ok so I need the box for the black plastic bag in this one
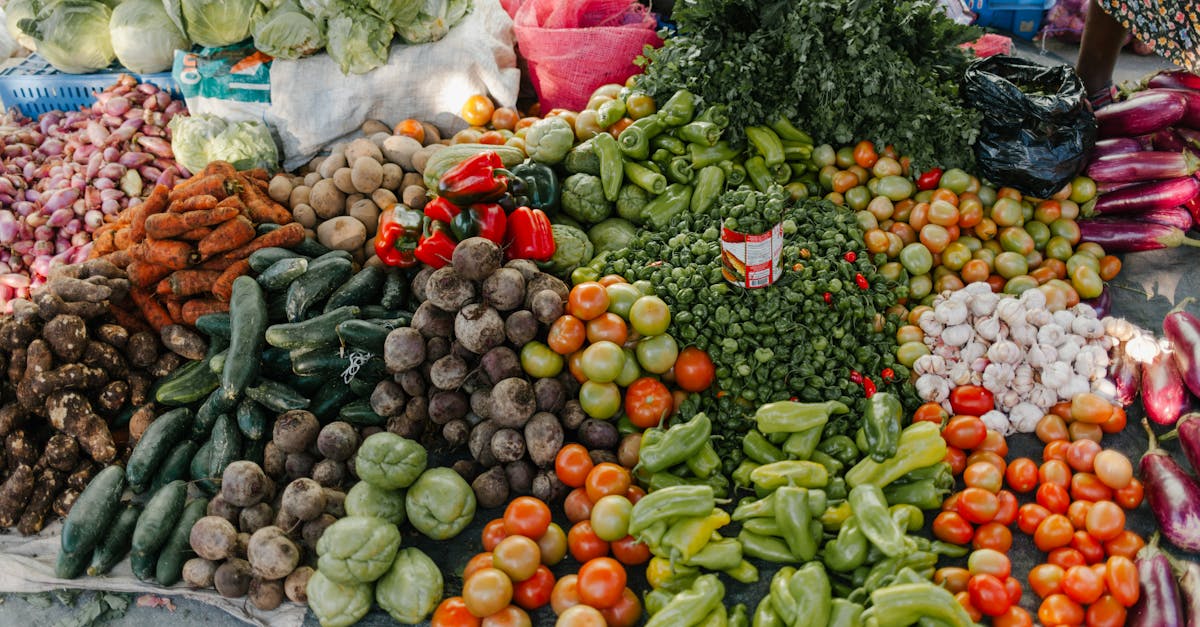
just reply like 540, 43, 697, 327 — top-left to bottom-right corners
963, 55, 1096, 198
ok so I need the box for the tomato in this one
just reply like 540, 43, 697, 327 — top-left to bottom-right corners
973, 522, 1013, 552
537, 523, 567, 566
975, 430, 1009, 457
1004, 576, 1023, 606
521, 341, 564, 378
635, 334, 679, 375
576, 557, 626, 609
1017, 503, 1052, 536
589, 495, 632, 542
1085, 595, 1126, 627
1043, 440, 1071, 462
394, 118, 426, 144
624, 93, 655, 120
1005, 458, 1039, 493
673, 347, 715, 392
493, 536, 542, 582
461, 95, 496, 127
993, 605, 1033, 627
628, 296, 670, 336
1029, 563, 1066, 598
579, 380, 621, 419
949, 385, 994, 416
488, 107, 519, 131
1114, 477, 1144, 510
1105, 556, 1140, 607
568, 283, 609, 321
567, 521, 609, 563
935, 567, 972, 594
1039, 460, 1073, 490
1061, 564, 1105, 605
955, 591, 984, 623
943, 415, 988, 449
465, 553, 496, 581
1093, 450, 1133, 490
556, 445, 593, 488
1101, 406, 1128, 434
968, 573, 1012, 617
1071, 530, 1106, 565
968, 548, 1012, 579
610, 535, 650, 566
483, 519, 509, 552
958, 487, 1000, 524
433, 597, 481, 627
463, 568, 514, 618
586, 313, 628, 345
1038, 594, 1085, 626
1037, 483, 1071, 514
547, 316, 585, 355
852, 140, 878, 168
1070, 420, 1105, 444
481, 605, 530, 627
598, 588, 642, 627
604, 283, 641, 320
614, 348, 642, 387
963, 462, 1004, 493
563, 488, 594, 524
1048, 547, 1086, 570
1067, 501, 1093, 530
933, 511, 975, 545
556, 605, 606, 626
967, 451, 1006, 475
994, 490, 1019, 526
914, 402, 949, 426
1071, 472, 1114, 503
508, 565, 554, 611
945, 446, 967, 475
1066, 439, 1102, 473
503, 497, 552, 539
1083, 500, 1125, 542
580, 341, 625, 383
1035, 514, 1075, 552
1071, 392, 1114, 424
550, 574, 582, 615
624, 378, 673, 429
567, 351, 587, 383
585, 463, 631, 503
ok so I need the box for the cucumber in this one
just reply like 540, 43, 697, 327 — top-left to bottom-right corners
348, 375, 380, 398
380, 268, 409, 310
191, 440, 214, 481
324, 266, 384, 312
131, 480, 188, 581
59, 466, 126, 561
291, 347, 349, 378
155, 359, 219, 406
236, 399, 268, 440
150, 440, 199, 494
257, 257, 309, 291
339, 399, 387, 426
156, 498, 209, 586
284, 256, 353, 322
266, 291, 288, 323
208, 349, 228, 374
206, 413, 243, 480
337, 319, 390, 355
310, 383, 354, 422
192, 388, 233, 439
291, 374, 325, 396
55, 549, 90, 580
262, 346, 292, 375
206, 333, 229, 358
243, 438, 266, 466
221, 276, 267, 405
248, 247, 307, 272
88, 503, 141, 576
194, 313, 232, 340
293, 236, 331, 257
360, 306, 409, 320
245, 379, 310, 412
265, 306, 360, 349
127, 408, 191, 491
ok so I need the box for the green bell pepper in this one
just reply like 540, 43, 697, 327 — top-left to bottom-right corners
749, 460, 829, 491
783, 427, 824, 461
829, 599, 864, 627
628, 485, 714, 536
824, 516, 870, 572
679, 121, 721, 146
690, 141, 741, 169
743, 430, 786, 464
691, 165, 726, 214
753, 596, 783, 627
818, 435, 862, 467
509, 161, 560, 212
652, 133, 687, 155
767, 567, 798, 624
863, 392, 904, 463
862, 582, 978, 627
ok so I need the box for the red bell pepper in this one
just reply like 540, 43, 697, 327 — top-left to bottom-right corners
414, 221, 457, 269
437, 151, 510, 205
505, 206, 555, 261
424, 196, 461, 223
916, 168, 943, 191
450, 202, 507, 244
374, 205, 423, 268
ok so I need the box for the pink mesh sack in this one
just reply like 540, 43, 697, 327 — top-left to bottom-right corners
512, 0, 661, 111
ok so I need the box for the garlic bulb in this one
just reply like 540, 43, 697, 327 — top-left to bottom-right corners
981, 410, 1012, 435
1103, 317, 1137, 342
1037, 323, 1065, 347
996, 390, 1022, 412
1009, 323, 1037, 348
919, 311, 944, 337
1041, 362, 1073, 389
1029, 384, 1056, 408
935, 300, 969, 326
1061, 375, 1091, 399
1072, 316, 1105, 339
942, 324, 973, 347
916, 374, 950, 403
987, 340, 1021, 365
1012, 364, 1035, 395
971, 292, 999, 317
1019, 288, 1047, 312
975, 315, 1002, 342
1052, 309, 1076, 328
1058, 336, 1084, 364
961, 341, 988, 364
1009, 402, 1044, 433
983, 363, 1016, 392
913, 354, 946, 377
1026, 343, 1057, 369
948, 361, 973, 386
996, 298, 1026, 326
1025, 308, 1053, 328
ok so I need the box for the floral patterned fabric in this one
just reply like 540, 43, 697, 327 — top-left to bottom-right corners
1097, 0, 1199, 72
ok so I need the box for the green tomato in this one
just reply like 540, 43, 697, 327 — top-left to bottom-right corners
957, 235, 982, 252
632, 280, 655, 296
973, 247, 996, 266
899, 242, 933, 276
1024, 220, 1051, 250
877, 262, 907, 283
1066, 253, 1100, 278
908, 274, 932, 301
941, 242, 972, 271
606, 283, 642, 320
990, 197, 1024, 227
1003, 275, 1039, 295
1045, 235, 1074, 261
571, 267, 600, 286
846, 185, 872, 211
993, 251, 1029, 279
1070, 176, 1097, 204
998, 227, 1035, 255
855, 210, 879, 232
914, 190, 934, 204
636, 334, 679, 374
818, 165, 838, 191
866, 177, 880, 197
579, 380, 622, 419
835, 146, 856, 169
590, 495, 632, 542
977, 185, 997, 208
1021, 201, 1035, 223
982, 239, 1003, 255
521, 341, 564, 378
877, 175, 915, 201
811, 144, 836, 168
614, 348, 642, 387
867, 195, 895, 222
940, 168, 971, 195
1049, 218, 1081, 245
896, 341, 930, 367
1076, 241, 1106, 259
581, 341, 626, 383
630, 295, 671, 336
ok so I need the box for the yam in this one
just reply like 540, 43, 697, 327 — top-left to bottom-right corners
471, 466, 509, 510
96, 322, 130, 349
190, 516, 238, 561
350, 158, 383, 194
316, 422, 359, 461
384, 327, 426, 372
480, 346, 521, 386
273, 410, 320, 454
424, 266, 476, 311
530, 289, 564, 325
94, 380, 129, 415
214, 558, 253, 598
160, 324, 207, 360
488, 378, 536, 428
504, 310, 538, 347
42, 433, 79, 472
125, 331, 159, 368
524, 412, 564, 468
309, 179, 346, 219
81, 341, 128, 379
43, 314, 88, 362
45, 391, 116, 462
451, 238, 503, 282
428, 390, 468, 425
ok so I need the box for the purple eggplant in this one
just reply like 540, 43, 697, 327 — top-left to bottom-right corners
1154, 128, 1190, 152
1110, 340, 1143, 406
1094, 205, 1197, 231
1129, 530, 1185, 626
1132, 88, 1200, 129
1094, 136, 1147, 158
1164, 297, 1200, 397
1179, 127, 1200, 149
1087, 150, 1200, 183
1097, 178, 1152, 195
1144, 346, 1189, 425
1099, 90, 1188, 138
1089, 176, 1200, 216
1174, 556, 1200, 627
1079, 219, 1200, 253
1148, 69, 1200, 91
1168, 413, 1200, 478
1083, 284, 1113, 318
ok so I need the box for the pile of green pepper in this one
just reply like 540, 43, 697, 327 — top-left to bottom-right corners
635, 412, 730, 496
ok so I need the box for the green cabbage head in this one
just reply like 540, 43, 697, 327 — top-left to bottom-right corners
110, 0, 190, 74
252, 0, 324, 60
180, 0, 263, 48
326, 9, 393, 75
19, 0, 114, 74
395, 0, 469, 44
6, 0, 38, 51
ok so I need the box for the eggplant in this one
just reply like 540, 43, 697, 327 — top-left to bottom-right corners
1169, 413, 1200, 478
1087, 150, 1200, 184
1098, 90, 1188, 138
1148, 69, 1200, 92
1164, 297, 1200, 397
1083, 284, 1112, 318
1089, 176, 1200, 216
1174, 556, 1200, 627
1078, 219, 1200, 253
1129, 530, 1185, 626
1093, 137, 1146, 158
1094, 205, 1196, 231
1178, 127, 1200, 150
1144, 345, 1189, 425
1153, 128, 1189, 152
1131, 88, 1200, 129
1109, 340, 1142, 406
1096, 178, 1150, 195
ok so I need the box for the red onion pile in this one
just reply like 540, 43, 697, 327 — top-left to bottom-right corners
0, 75, 188, 308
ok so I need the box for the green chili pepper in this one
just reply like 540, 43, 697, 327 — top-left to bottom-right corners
641, 183, 693, 231
788, 562, 832, 627
662, 510, 729, 561
862, 583, 976, 627
724, 559, 759, 583
744, 156, 774, 192
647, 470, 728, 497
742, 517, 781, 537
819, 501, 853, 530
684, 537, 743, 571
596, 98, 626, 128
658, 89, 695, 126
668, 157, 696, 185
691, 165, 726, 214
775, 486, 817, 561
639, 520, 669, 554
770, 116, 814, 144
826, 476, 848, 501
644, 588, 674, 617
728, 604, 749, 627
752, 596, 783, 627
849, 484, 909, 558
687, 441, 722, 479
783, 144, 814, 161
889, 504, 925, 533
824, 516, 869, 572
767, 567, 798, 625
755, 400, 847, 434
745, 126, 786, 167
691, 141, 741, 169
863, 392, 904, 463
846, 422, 947, 489
738, 530, 796, 564
617, 114, 665, 160
625, 160, 668, 195
628, 485, 714, 536
770, 162, 792, 184
893, 462, 953, 486
652, 133, 687, 155
829, 599, 864, 627
645, 574, 723, 627
679, 121, 721, 147
750, 460, 829, 491
732, 493, 775, 521
743, 430, 786, 464
810, 450, 845, 476
697, 105, 730, 129
782, 426, 823, 460
696, 603, 728, 627
732, 460, 759, 488
725, 162, 747, 186
592, 132, 624, 202
891, 567, 928, 586
639, 413, 711, 473
651, 148, 673, 171
931, 541, 969, 558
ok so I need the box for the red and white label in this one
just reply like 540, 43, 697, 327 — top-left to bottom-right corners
720, 222, 783, 289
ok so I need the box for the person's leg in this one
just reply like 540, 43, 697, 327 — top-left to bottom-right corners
1076, 0, 1127, 103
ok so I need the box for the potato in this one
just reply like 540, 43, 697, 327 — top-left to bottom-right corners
345, 137, 383, 166
420, 122, 441, 145
316, 422, 359, 461
182, 558, 217, 589
411, 144, 444, 173
362, 119, 391, 136
504, 310, 538, 347
380, 164, 403, 192
455, 304, 504, 355
490, 428, 525, 463
317, 215, 367, 252
273, 410, 320, 454
312, 460, 346, 487
248, 526, 301, 579
308, 155, 325, 175
424, 266, 476, 312
410, 301, 453, 338
381, 135, 421, 169
190, 515, 239, 561
285, 566, 314, 604
351, 157, 383, 194
346, 199, 380, 238
401, 185, 427, 211
317, 151, 346, 179
471, 466, 509, 510
332, 167, 355, 194
578, 419, 619, 450
309, 179, 346, 219
304, 172, 322, 187
451, 238, 503, 282
481, 268, 525, 312
301, 513, 337, 550
282, 478, 326, 521
505, 460, 535, 496
371, 187, 398, 209
293, 204, 317, 228
489, 378, 536, 428
346, 192, 364, 208
214, 558, 253, 598
524, 412, 564, 467
249, 577, 285, 611
384, 326, 426, 372
288, 184, 311, 209
268, 175, 294, 204
235, 532, 251, 558
239, 502, 274, 534
222, 461, 268, 507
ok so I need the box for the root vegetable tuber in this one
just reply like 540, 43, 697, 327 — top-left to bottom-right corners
45, 391, 116, 462
0, 463, 34, 526
43, 315, 88, 362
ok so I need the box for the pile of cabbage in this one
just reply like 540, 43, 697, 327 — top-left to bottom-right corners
169, 114, 280, 174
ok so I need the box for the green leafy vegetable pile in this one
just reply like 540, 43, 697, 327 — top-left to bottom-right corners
635, 0, 982, 170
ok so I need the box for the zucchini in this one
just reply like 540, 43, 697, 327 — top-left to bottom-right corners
192, 388, 233, 439
206, 413, 243, 480
194, 313, 232, 340
310, 383, 354, 422
423, 143, 525, 189
236, 399, 268, 440
155, 359, 219, 406
262, 346, 292, 375
293, 236, 331, 257
131, 480, 188, 581
339, 399, 387, 426
284, 256, 353, 322
337, 319, 390, 355
360, 306, 409, 320
291, 347, 350, 378
150, 440, 199, 494
208, 349, 227, 374
324, 266, 384, 312
156, 498, 209, 586
221, 276, 267, 405
257, 257, 309, 291
206, 333, 229, 358
249, 247, 306, 272
265, 306, 360, 350
59, 466, 126, 559
55, 548, 90, 580
243, 438, 266, 467
191, 440, 214, 481
380, 268, 409, 310
291, 374, 325, 396
88, 503, 141, 576
348, 375, 379, 398
245, 379, 310, 412
127, 407, 191, 491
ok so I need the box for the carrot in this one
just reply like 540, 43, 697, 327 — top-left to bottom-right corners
166, 269, 222, 298
238, 179, 293, 225
182, 298, 229, 325
251, 177, 270, 192
168, 194, 218, 214
107, 303, 150, 333
144, 206, 239, 239
243, 168, 270, 182
179, 226, 214, 241
167, 174, 234, 204
198, 216, 256, 258
216, 195, 245, 211
125, 261, 172, 287
131, 239, 198, 271
163, 298, 184, 325
219, 222, 304, 260
90, 229, 116, 257
156, 279, 173, 297
197, 256, 239, 271
113, 227, 133, 251
212, 259, 252, 302
201, 161, 237, 178
130, 184, 169, 243
130, 288, 172, 332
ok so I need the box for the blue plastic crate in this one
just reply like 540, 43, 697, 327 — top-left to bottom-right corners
967, 0, 1056, 40
0, 54, 180, 118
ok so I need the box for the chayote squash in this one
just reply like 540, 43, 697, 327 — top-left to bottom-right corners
316, 516, 402, 584
354, 432, 427, 490
344, 481, 406, 527
405, 467, 476, 540
375, 547, 443, 624
306, 570, 373, 627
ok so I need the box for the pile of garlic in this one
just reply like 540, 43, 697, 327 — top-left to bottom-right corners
913, 283, 1116, 434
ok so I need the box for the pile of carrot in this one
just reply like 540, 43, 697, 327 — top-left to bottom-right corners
90, 161, 304, 329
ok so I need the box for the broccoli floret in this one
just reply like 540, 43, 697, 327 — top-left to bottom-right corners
561, 173, 613, 225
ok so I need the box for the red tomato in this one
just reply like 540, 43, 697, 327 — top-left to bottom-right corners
550, 575, 581, 615
504, 497, 552, 539
1114, 478, 1144, 510
513, 566, 555, 610
432, 597, 482, 627
1038, 594, 1084, 626
993, 605, 1033, 627
537, 523, 567, 566
955, 591, 984, 623
1105, 556, 1140, 607
958, 487, 1000, 524
1086, 595, 1127, 627
968, 548, 1012, 579
482, 519, 508, 552
598, 588, 642, 627
994, 490, 1019, 526
975, 430, 1009, 457
623, 378, 673, 429
973, 522, 1013, 552
1028, 563, 1065, 598
1071, 472, 1114, 502
963, 461, 1004, 493
1038, 460, 1073, 490
933, 511, 975, 545
1067, 500, 1093, 530
673, 347, 715, 392
1004, 458, 1039, 493
610, 535, 650, 566
935, 567, 972, 594
1047, 547, 1086, 571
556, 445, 594, 488
567, 521, 609, 563
584, 463, 631, 503
1043, 440, 1071, 462
548, 316, 586, 355
1062, 564, 1105, 605
1036, 483, 1071, 515
586, 313, 628, 345
1034, 514, 1075, 552
1065, 439, 1102, 473
945, 446, 968, 475
1070, 530, 1106, 565
1017, 503, 1052, 536
1085, 501, 1125, 542
1003, 576, 1023, 606
563, 488, 594, 524
1102, 531, 1145, 560
950, 385, 995, 416
914, 402, 949, 426
568, 283, 609, 321
943, 415, 988, 449
464, 553, 496, 582
968, 574, 1012, 617
576, 558, 626, 609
